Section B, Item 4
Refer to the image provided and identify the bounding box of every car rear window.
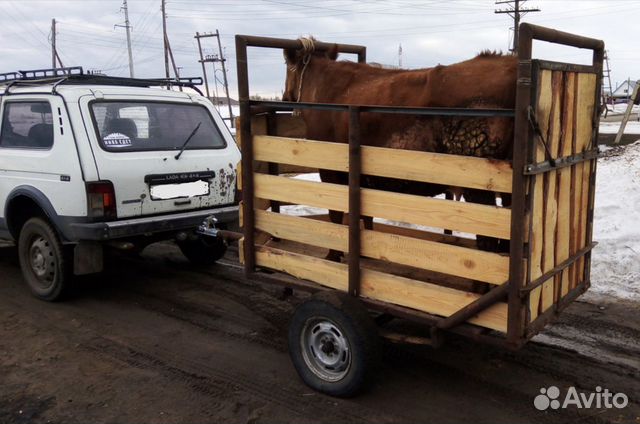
[90,101,226,152]
[0,101,53,149]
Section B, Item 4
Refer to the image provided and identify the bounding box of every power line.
[495,0,540,53]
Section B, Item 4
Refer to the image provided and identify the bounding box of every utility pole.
[115,0,135,77]
[495,0,540,53]
[602,50,613,116]
[215,30,234,127]
[51,18,57,68]
[195,32,211,99]
[160,0,182,91]
[50,18,65,69]
[398,43,402,68]
[195,30,234,127]
[161,0,170,80]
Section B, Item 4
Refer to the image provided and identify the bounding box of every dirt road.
[1,242,638,424]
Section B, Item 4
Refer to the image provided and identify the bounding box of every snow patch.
[589,140,640,301]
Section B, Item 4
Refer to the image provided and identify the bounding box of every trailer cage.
[234,23,604,395]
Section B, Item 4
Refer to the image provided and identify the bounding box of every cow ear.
[284,48,298,64]
[326,44,338,61]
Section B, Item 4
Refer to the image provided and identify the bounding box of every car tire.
[18,217,72,301]
[177,235,227,266]
[288,291,381,397]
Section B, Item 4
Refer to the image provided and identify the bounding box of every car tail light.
[87,181,117,220]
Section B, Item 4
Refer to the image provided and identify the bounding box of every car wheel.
[288,291,381,397]
[18,217,71,301]
[177,235,227,266]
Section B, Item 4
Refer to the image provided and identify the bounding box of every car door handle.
[174,200,192,206]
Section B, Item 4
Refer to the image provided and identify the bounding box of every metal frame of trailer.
[234,23,604,351]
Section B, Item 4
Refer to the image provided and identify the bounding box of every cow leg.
[362,216,374,230]
[464,189,501,253]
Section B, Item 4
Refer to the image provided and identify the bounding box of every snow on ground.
[599,120,640,135]
[605,103,640,115]
[588,140,640,301]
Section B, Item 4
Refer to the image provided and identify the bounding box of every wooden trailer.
[234,23,604,396]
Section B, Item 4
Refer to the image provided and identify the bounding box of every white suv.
[0,68,240,301]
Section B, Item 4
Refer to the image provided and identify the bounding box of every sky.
[0,0,638,99]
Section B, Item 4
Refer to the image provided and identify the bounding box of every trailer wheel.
[288,291,380,397]
[177,235,227,266]
[18,217,72,301]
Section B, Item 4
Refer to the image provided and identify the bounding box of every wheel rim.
[300,318,351,382]
[28,235,56,289]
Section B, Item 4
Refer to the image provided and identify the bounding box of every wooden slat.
[556,72,576,297]
[529,70,552,321]
[254,244,508,332]
[236,115,314,175]
[574,73,597,288]
[254,210,510,285]
[253,135,513,193]
[253,173,511,239]
[540,71,563,313]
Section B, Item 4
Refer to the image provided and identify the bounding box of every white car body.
[0,76,240,277]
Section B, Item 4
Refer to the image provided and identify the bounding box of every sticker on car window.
[103,132,132,147]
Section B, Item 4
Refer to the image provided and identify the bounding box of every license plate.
[150,180,210,200]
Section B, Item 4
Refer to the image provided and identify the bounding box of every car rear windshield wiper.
[174,122,202,160]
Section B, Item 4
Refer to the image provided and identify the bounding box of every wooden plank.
[254,210,510,284]
[253,173,511,239]
[556,72,576,297]
[529,70,552,321]
[266,238,480,293]
[237,115,314,175]
[253,135,513,193]
[575,73,597,287]
[540,71,563,313]
[254,244,508,332]
[305,213,479,249]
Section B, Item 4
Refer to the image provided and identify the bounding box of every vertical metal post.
[236,36,255,275]
[266,112,280,214]
[584,46,605,287]
[507,23,533,345]
[348,107,362,297]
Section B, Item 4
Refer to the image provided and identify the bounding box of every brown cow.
[283,39,517,256]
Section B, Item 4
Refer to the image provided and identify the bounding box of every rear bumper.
[68,205,238,241]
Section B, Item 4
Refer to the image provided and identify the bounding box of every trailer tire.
[288,291,381,397]
[177,235,227,266]
[18,217,72,301]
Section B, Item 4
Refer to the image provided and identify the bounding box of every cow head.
[283,38,338,102]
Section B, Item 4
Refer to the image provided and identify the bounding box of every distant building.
[612,79,638,102]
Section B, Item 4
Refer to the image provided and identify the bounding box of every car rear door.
[78,93,240,219]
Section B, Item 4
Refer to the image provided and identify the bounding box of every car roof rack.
[0,66,203,95]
